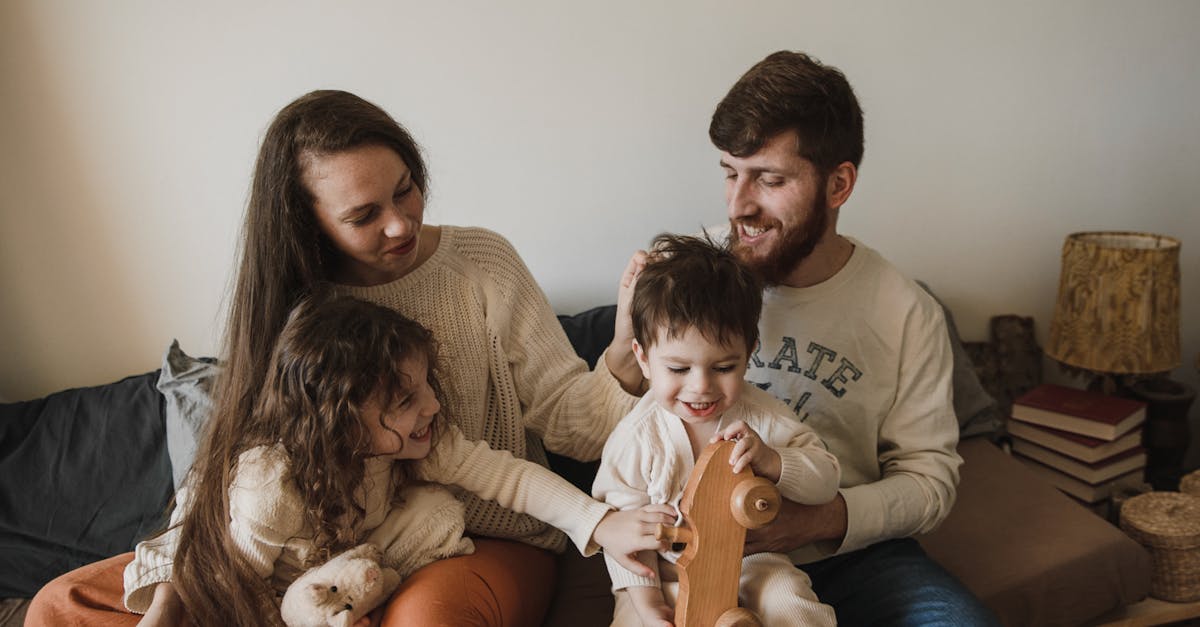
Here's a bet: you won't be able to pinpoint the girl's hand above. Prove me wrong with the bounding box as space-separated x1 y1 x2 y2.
711 421 781 482
593 504 675 578
352 607 385 627
606 250 649 395
136 582 188 627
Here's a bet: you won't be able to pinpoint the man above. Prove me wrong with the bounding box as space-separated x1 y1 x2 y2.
709 51 998 625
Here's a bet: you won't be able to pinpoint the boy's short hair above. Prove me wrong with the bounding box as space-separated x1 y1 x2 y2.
632 233 764 355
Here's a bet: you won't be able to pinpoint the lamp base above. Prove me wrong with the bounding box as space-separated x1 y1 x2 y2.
1129 377 1196 491
1083 373 1138 399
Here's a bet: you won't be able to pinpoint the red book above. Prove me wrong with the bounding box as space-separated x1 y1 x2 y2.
1010 384 1146 441
1006 419 1142 463
1011 439 1145 484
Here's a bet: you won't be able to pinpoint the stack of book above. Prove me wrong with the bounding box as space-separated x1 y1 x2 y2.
1008 383 1147 504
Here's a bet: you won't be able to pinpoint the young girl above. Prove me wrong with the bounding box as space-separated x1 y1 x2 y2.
130 292 663 626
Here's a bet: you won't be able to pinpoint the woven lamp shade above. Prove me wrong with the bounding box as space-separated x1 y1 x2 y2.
1046 232 1181 375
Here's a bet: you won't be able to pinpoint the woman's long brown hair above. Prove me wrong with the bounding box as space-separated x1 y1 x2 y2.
170 91 432 626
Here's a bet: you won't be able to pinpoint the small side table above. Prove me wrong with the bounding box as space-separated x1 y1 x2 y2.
1092 596 1200 626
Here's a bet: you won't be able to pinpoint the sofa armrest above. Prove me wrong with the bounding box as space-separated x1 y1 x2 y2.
918 438 1151 627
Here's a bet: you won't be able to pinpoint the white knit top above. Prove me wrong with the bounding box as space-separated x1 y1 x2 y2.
124 426 611 611
123 225 638 612
592 383 840 591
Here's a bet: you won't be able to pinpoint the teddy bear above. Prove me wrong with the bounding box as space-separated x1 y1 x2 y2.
279 543 400 627
280 484 474 626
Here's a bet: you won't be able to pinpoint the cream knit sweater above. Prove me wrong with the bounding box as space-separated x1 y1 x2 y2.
123 225 637 611
124 427 612 611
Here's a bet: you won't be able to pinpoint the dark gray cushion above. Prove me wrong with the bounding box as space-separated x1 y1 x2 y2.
556 305 617 369
916 282 1004 440
0 372 173 597
547 306 618 492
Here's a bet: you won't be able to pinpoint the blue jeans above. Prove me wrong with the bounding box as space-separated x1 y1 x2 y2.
798 538 1000 627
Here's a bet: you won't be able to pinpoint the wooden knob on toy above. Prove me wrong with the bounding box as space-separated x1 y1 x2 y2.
654 524 693 545
714 607 762 627
730 477 781 530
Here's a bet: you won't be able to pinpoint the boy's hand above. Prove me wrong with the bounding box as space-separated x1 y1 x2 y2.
606 250 649 395
628 585 675 627
593 504 676 578
711 421 781 482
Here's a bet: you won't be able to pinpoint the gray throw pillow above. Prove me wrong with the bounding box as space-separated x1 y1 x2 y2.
916 282 1004 440
158 340 220 488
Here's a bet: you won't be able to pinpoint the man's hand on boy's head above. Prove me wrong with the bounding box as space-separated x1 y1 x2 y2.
711 421 782 482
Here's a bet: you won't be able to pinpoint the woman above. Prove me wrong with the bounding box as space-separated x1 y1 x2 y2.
28 90 663 626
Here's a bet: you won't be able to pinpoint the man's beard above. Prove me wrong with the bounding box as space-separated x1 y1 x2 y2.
730 190 829 287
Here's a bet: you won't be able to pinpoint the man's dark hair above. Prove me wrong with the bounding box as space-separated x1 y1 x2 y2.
632 233 763 355
710 50 864 175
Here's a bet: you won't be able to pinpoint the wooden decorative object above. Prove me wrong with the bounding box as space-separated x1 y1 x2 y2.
1046 232 1181 377
963 314 1043 417
654 440 781 627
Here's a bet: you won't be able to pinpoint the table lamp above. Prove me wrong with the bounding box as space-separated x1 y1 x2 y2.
1046 231 1181 393
1046 231 1192 490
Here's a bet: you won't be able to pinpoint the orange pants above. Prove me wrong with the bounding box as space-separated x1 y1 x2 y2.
26 539 557 627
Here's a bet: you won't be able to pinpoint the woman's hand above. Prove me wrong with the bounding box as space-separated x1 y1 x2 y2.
137 582 188 627
605 250 649 395
592 504 676 578
711 420 781 482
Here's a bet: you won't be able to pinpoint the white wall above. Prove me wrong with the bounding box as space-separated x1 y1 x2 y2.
2 1 1198 465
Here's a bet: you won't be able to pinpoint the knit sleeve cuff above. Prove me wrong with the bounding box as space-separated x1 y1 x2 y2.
604 552 660 591
122 533 177 613
574 498 617 557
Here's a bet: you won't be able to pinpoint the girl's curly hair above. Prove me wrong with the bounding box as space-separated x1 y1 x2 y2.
173 291 447 626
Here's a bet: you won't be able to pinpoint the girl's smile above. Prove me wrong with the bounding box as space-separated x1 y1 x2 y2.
363 356 441 460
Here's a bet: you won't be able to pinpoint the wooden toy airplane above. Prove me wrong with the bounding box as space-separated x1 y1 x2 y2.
655 439 781 627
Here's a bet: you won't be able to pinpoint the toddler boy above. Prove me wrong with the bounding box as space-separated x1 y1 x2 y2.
593 234 839 627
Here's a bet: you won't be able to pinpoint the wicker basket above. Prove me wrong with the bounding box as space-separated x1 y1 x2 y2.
1119 492 1200 602
1181 470 1200 498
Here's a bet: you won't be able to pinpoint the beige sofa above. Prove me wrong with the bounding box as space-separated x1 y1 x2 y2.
1 308 1152 627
